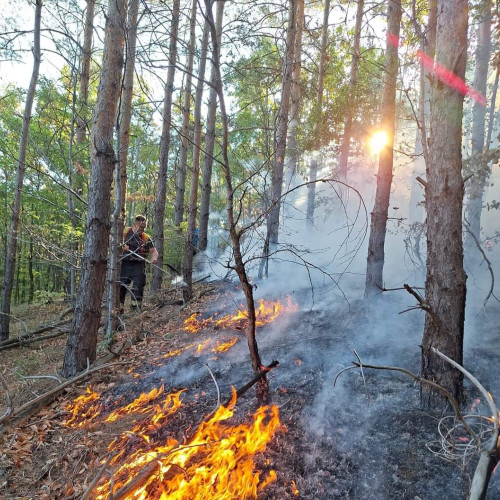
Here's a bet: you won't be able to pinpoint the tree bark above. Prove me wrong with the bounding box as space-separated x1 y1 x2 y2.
284 0 304 190
198 1 224 252
174 0 197 227
106 0 140 340
337 0 364 180
61 0 127 378
421 0 468 405
183 18 210 302
0 0 42 341
364 0 402 297
151 0 181 293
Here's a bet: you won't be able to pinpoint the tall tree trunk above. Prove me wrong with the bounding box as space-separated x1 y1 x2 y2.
151 0 180 293
306 0 330 228
337 0 364 180
61 0 127 378
421 0 468 406
409 0 436 223
0 0 42 341
485 65 499 148
464 0 492 256
106 0 140 341
70 0 95 303
204 0 269 404
364 0 402 297
198 0 224 252
265 0 297 260
174 0 197 227
284 0 304 190
183 18 210 301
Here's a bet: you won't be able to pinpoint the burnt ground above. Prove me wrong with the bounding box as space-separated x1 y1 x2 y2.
0 280 499 500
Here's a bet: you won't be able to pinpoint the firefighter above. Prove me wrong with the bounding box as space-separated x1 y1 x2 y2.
119 215 159 312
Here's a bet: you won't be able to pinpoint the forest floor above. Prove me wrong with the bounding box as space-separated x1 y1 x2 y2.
0 278 499 500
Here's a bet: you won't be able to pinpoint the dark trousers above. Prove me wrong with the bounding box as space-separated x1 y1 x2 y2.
119 260 146 304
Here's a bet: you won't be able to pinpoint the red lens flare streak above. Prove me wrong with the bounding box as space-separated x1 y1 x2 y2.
386 32 486 106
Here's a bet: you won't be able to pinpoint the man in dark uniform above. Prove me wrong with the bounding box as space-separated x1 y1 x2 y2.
119 215 159 312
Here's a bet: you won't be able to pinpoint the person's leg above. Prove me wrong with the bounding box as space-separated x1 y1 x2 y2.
130 262 146 311
119 262 133 312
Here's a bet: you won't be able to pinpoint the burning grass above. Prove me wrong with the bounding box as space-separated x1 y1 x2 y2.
62 385 282 499
184 296 299 333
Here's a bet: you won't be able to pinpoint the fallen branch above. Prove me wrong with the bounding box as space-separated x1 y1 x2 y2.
334 360 479 445
0 328 70 351
433 348 499 500
0 317 72 349
0 361 130 428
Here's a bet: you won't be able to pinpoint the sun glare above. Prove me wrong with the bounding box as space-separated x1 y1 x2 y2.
369 130 388 155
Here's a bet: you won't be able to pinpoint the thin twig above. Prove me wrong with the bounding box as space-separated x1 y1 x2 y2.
353 350 370 405
0 373 13 422
81 452 116 500
204 363 221 408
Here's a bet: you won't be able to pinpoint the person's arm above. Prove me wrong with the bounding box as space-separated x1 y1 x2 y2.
149 247 159 264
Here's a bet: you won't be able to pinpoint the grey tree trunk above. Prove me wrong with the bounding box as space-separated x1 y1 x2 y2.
151 0 180 293
198 0 224 252
284 0 304 190
337 0 364 180
174 0 197 227
69 0 95 304
364 0 402 297
106 0 140 341
409 0 436 223
183 19 210 302
0 0 42 341
306 0 330 227
464 0 492 256
61 0 127 378
265 0 297 259
421 0 468 406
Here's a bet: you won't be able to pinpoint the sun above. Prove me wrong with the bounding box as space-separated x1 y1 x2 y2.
369 130 388 155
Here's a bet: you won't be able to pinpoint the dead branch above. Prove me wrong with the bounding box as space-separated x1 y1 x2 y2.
334 360 479 445
463 224 499 311
81 452 116 500
432 348 499 500
0 361 130 428
0 373 12 422
0 317 72 349
403 283 442 325
416 176 428 189
0 328 70 351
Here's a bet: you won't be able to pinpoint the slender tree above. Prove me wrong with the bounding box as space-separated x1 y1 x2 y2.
106 0 140 340
0 0 42 341
464 0 492 256
183 17 210 301
204 0 269 403
337 0 365 180
151 0 181 293
421 0 468 405
306 0 330 227
264 0 297 263
364 0 402 297
174 0 197 227
61 0 127 377
198 0 224 252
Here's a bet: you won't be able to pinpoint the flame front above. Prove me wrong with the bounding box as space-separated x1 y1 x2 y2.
92 389 280 499
184 296 298 333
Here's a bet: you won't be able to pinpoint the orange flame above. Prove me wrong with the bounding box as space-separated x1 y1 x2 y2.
64 387 102 428
94 388 281 499
184 296 298 333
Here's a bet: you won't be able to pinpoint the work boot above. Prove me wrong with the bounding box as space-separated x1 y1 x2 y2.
130 301 142 313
